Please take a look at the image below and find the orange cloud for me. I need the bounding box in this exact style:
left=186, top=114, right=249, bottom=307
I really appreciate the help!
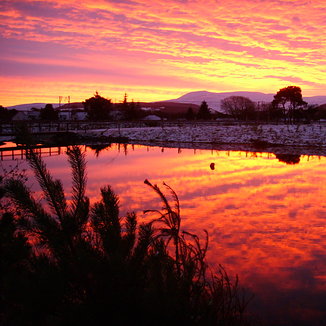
left=0, top=0, right=325, bottom=105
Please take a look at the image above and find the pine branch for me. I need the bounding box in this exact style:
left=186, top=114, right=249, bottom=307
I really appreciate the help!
left=66, top=146, right=88, bottom=223
left=5, top=178, right=61, bottom=250
left=27, top=149, right=67, bottom=222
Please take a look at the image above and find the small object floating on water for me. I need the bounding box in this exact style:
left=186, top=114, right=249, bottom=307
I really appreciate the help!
left=210, top=162, right=215, bottom=170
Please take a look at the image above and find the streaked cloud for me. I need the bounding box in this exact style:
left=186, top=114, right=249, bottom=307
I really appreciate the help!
left=0, top=0, right=325, bottom=105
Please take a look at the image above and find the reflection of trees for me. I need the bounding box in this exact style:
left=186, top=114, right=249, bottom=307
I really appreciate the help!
left=275, top=153, right=301, bottom=165
left=117, top=143, right=128, bottom=155
left=86, top=143, right=112, bottom=157
left=87, top=142, right=130, bottom=157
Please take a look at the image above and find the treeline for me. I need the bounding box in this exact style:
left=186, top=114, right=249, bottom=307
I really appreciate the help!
left=2, top=86, right=325, bottom=123
left=219, top=86, right=322, bottom=123
left=64, top=86, right=326, bottom=122
left=83, top=93, right=216, bottom=121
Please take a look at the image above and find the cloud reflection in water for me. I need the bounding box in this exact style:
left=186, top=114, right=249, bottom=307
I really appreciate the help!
left=7, top=144, right=325, bottom=325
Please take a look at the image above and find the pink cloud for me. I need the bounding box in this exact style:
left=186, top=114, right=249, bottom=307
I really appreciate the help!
left=0, top=0, right=325, bottom=105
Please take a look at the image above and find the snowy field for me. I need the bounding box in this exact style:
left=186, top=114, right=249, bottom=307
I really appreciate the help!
left=87, top=123, right=326, bottom=156
left=1, top=122, right=325, bottom=156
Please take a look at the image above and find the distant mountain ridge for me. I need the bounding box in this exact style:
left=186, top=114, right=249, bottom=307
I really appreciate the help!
left=6, top=91, right=326, bottom=112
left=166, top=91, right=326, bottom=110
left=7, top=103, right=60, bottom=111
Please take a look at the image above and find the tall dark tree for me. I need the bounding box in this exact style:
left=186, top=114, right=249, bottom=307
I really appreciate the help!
left=122, top=92, right=128, bottom=106
left=197, top=101, right=211, bottom=120
left=221, top=96, right=255, bottom=121
left=0, top=106, right=17, bottom=121
left=126, top=99, right=142, bottom=120
left=119, top=94, right=142, bottom=120
left=83, top=92, right=112, bottom=120
left=40, top=104, right=58, bottom=120
left=305, top=104, right=319, bottom=121
left=264, top=101, right=282, bottom=122
left=185, top=107, right=195, bottom=120
left=0, top=105, right=6, bottom=120
left=272, top=86, right=307, bottom=123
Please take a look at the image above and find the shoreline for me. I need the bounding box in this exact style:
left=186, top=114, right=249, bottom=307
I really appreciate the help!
left=84, top=122, right=326, bottom=157
left=125, top=140, right=326, bottom=157
left=1, top=122, right=326, bottom=157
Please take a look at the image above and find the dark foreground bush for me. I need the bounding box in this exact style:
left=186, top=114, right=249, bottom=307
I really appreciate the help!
left=0, top=146, right=251, bottom=326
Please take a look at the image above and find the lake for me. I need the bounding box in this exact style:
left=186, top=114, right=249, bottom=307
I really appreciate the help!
left=1, top=142, right=325, bottom=325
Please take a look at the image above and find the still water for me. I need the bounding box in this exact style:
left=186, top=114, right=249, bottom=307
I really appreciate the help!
left=1, top=143, right=325, bottom=325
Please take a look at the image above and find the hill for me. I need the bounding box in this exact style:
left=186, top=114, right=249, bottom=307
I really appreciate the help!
left=7, top=103, right=60, bottom=111
left=140, top=101, right=199, bottom=115
left=315, top=104, right=326, bottom=120
left=5, top=91, right=326, bottom=115
left=166, top=91, right=326, bottom=110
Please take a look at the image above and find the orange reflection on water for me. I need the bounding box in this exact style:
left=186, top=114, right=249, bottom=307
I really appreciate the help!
left=63, top=146, right=324, bottom=282
left=3, top=143, right=325, bottom=324
left=80, top=145, right=325, bottom=324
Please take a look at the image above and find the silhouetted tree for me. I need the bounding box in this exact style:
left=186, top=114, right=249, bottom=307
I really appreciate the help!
left=272, top=86, right=307, bottom=123
left=0, top=106, right=17, bottom=121
left=84, top=92, right=112, bottom=120
left=119, top=92, right=129, bottom=112
left=197, top=101, right=211, bottom=120
left=264, top=102, right=282, bottom=122
left=303, top=104, right=318, bottom=122
left=314, top=104, right=326, bottom=120
left=116, top=93, right=143, bottom=120
left=186, top=107, right=195, bottom=120
left=0, top=105, right=7, bottom=121
left=125, top=100, right=142, bottom=120
left=40, top=104, right=58, bottom=120
left=221, top=96, right=255, bottom=121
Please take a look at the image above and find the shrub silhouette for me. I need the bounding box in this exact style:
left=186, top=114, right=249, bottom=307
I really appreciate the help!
left=1, top=146, right=251, bottom=326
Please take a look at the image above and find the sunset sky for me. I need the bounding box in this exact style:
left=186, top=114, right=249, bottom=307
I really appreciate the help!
left=1, top=0, right=325, bottom=106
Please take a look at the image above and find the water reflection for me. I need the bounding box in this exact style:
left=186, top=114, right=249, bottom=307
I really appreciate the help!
left=1, top=143, right=325, bottom=325
left=86, top=143, right=113, bottom=157
left=275, top=153, right=301, bottom=165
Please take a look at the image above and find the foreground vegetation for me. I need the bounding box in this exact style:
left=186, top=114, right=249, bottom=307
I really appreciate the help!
left=0, top=146, right=251, bottom=326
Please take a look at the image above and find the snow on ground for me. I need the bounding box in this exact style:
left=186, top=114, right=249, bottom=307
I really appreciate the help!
left=85, top=123, right=326, bottom=155
left=1, top=122, right=325, bottom=156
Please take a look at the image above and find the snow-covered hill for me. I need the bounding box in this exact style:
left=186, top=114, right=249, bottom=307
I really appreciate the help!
left=166, top=91, right=326, bottom=110
left=5, top=91, right=326, bottom=112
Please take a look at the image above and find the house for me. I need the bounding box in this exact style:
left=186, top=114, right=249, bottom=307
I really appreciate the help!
left=143, top=114, right=161, bottom=121
left=28, top=111, right=41, bottom=120
left=72, top=111, right=87, bottom=120
left=58, top=111, right=72, bottom=120
left=58, top=110, right=87, bottom=121
left=57, top=102, right=87, bottom=121
left=12, top=111, right=41, bottom=120
left=109, top=110, right=125, bottom=121
left=12, top=111, right=28, bottom=120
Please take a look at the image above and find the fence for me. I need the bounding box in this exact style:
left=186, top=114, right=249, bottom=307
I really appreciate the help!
left=1, top=119, right=325, bottom=137
left=0, top=145, right=62, bottom=161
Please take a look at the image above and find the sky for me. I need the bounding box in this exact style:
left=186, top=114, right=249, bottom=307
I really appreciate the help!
left=0, top=0, right=325, bottom=106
